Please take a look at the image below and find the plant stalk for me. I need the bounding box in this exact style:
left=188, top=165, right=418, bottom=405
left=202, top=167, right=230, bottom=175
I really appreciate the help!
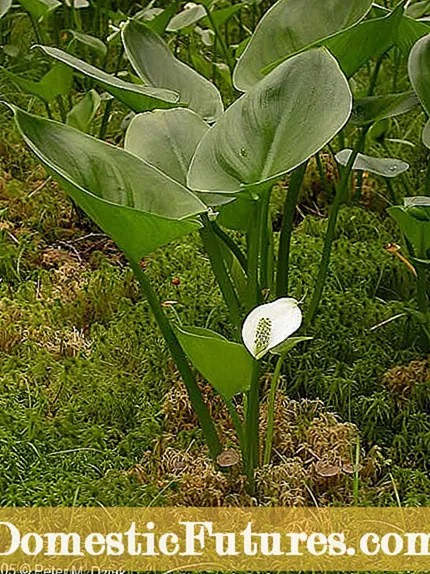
left=129, top=259, right=222, bottom=459
left=245, top=360, right=261, bottom=492
left=306, top=130, right=368, bottom=325
left=263, top=355, right=284, bottom=465
left=276, top=162, right=308, bottom=297
left=200, top=213, right=242, bottom=328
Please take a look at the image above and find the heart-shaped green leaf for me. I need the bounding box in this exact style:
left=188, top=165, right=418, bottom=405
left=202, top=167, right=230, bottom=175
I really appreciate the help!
left=398, top=14, right=430, bottom=55
left=11, top=107, right=206, bottom=262
left=17, top=0, right=60, bottom=21
left=188, top=48, right=351, bottom=194
left=2, top=63, right=73, bottom=103
left=351, top=92, right=419, bottom=126
left=335, top=149, right=409, bottom=178
left=262, top=4, right=404, bottom=80
left=175, top=325, right=253, bottom=399
left=66, top=89, right=101, bottom=133
left=125, top=108, right=231, bottom=207
left=122, top=19, right=223, bottom=121
left=409, top=33, right=430, bottom=115
left=38, top=45, right=179, bottom=112
left=69, top=30, right=108, bottom=58
left=233, top=0, right=373, bottom=91
left=388, top=200, right=430, bottom=258
left=125, top=108, right=209, bottom=186
left=167, top=4, right=206, bottom=31
left=324, top=4, right=404, bottom=78
left=0, top=0, right=12, bottom=19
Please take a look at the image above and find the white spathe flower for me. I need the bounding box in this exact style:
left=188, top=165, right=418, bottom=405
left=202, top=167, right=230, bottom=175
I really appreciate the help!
left=242, top=298, right=302, bottom=360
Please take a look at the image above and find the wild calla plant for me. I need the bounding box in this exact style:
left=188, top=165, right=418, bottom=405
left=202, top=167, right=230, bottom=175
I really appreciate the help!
left=8, top=0, right=424, bottom=489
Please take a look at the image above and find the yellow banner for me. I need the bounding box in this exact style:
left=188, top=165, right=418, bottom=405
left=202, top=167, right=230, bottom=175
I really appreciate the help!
left=0, top=508, right=429, bottom=571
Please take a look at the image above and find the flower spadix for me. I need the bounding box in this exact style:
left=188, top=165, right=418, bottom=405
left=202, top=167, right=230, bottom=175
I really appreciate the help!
left=242, top=298, right=302, bottom=360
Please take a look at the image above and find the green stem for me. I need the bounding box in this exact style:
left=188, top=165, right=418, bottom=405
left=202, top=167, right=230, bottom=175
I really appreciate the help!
left=56, top=95, right=67, bottom=123
left=276, top=162, right=308, bottom=298
left=245, top=361, right=261, bottom=492
left=306, top=130, right=368, bottom=325
left=212, top=221, right=247, bottom=272
left=99, top=46, right=124, bottom=140
left=368, top=51, right=386, bottom=96
left=263, top=355, right=284, bottom=466
left=246, top=200, right=262, bottom=311
left=259, top=189, right=271, bottom=291
left=204, top=6, right=233, bottom=72
left=200, top=213, right=242, bottom=328
left=316, top=152, right=332, bottom=198
left=225, top=398, right=245, bottom=457
left=129, top=259, right=221, bottom=459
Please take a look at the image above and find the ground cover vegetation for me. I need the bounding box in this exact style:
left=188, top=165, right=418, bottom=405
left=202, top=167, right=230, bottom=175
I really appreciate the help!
left=0, top=0, right=429, bottom=531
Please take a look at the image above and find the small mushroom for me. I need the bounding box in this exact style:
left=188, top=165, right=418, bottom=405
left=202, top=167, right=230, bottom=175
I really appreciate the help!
left=342, top=462, right=363, bottom=475
left=217, top=449, right=240, bottom=468
left=315, top=460, right=341, bottom=478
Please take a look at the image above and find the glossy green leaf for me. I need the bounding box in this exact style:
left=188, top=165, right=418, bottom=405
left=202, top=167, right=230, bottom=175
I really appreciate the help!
left=175, top=325, right=253, bottom=399
left=335, top=149, right=409, bottom=178
left=17, top=0, right=60, bottom=21
left=398, top=14, right=430, bottom=55
left=388, top=200, right=430, bottom=258
left=217, top=194, right=257, bottom=231
left=38, top=45, right=179, bottom=112
left=406, top=1, right=430, bottom=19
left=423, top=118, right=430, bottom=148
left=233, top=0, right=373, bottom=91
left=205, top=3, right=250, bottom=29
left=0, top=0, right=12, bottom=19
left=409, top=33, right=430, bottom=114
left=143, top=1, right=179, bottom=35
left=262, top=4, right=404, bottom=80
left=12, top=107, right=206, bottom=262
left=70, top=30, right=108, bottom=58
left=65, top=0, right=89, bottom=7
left=66, top=89, right=101, bottom=132
left=2, top=63, right=73, bottom=103
left=324, top=4, right=404, bottom=78
left=167, top=4, right=206, bottom=31
left=125, top=108, right=209, bottom=186
left=188, top=48, right=352, bottom=194
left=351, top=92, right=419, bottom=125
left=122, top=19, right=223, bottom=121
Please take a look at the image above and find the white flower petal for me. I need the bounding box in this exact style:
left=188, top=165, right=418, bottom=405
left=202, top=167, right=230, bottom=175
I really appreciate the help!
left=242, top=298, right=302, bottom=359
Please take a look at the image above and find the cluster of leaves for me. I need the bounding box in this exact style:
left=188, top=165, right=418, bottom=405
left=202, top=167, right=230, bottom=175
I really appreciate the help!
left=1, top=0, right=429, bottom=489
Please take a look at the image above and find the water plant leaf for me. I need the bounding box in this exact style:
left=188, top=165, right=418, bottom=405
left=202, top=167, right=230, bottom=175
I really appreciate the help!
left=122, top=19, right=223, bottom=121
left=0, top=0, right=12, bottom=19
left=406, top=0, right=430, bottom=19
left=335, top=149, right=409, bottom=178
left=204, top=3, right=250, bottom=29
left=398, top=14, right=430, bottom=55
left=166, top=4, right=206, bottom=31
left=66, top=89, right=101, bottom=132
left=17, top=0, right=60, bottom=21
left=388, top=199, right=430, bottom=258
left=2, top=63, right=73, bottom=103
left=351, top=92, right=419, bottom=125
left=233, top=0, right=373, bottom=91
left=261, top=4, right=404, bottom=80
left=125, top=108, right=209, bottom=187
left=188, top=48, right=351, bottom=194
left=65, top=0, right=89, bottom=7
left=175, top=325, right=253, bottom=399
left=323, top=4, right=404, bottom=78
left=144, top=1, right=179, bottom=35
left=409, top=33, right=430, bottom=115
left=69, top=30, right=108, bottom=58
left=38, top=45, right=179, bottom=112
left=11, top=107, right=206, bottom=262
